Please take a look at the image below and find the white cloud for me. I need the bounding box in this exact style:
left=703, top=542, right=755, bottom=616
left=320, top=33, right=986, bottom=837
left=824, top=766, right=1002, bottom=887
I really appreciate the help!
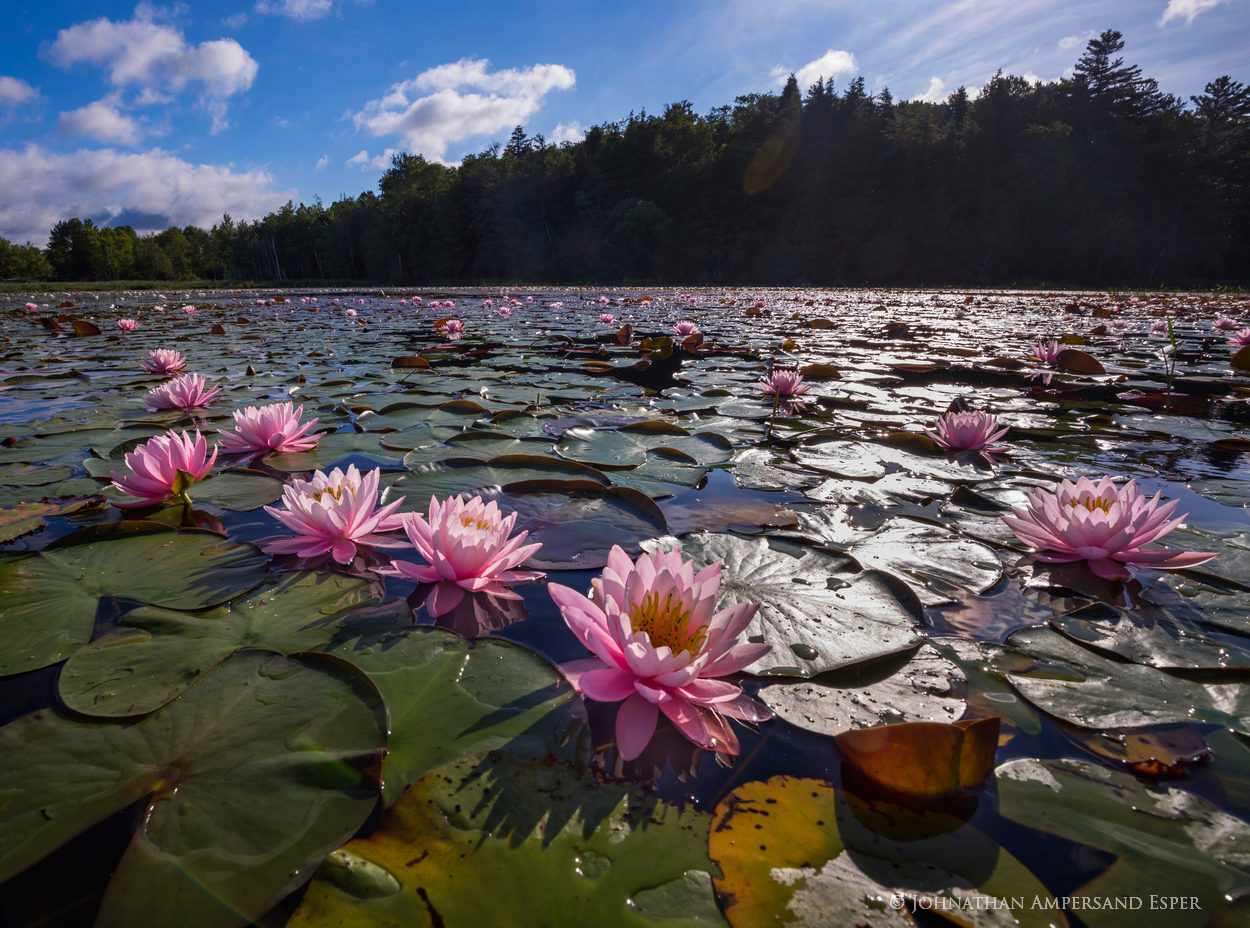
left=351, top=58, right=575, bottom=163
left=58, top=97, right=143, bottom=145
left=0, top=76, right=38, bottom=106
left=314, top=154, right=329, bottom=169
left=551, top=121, right=584, bottom=144
left=44, top=7, right=258, bottom=116
left=255, top=0, right=333, bottom=19
left=345, top=147, right=398, bottom=170
left=0, top=144, right=295, bottom=246
left=771, top=49, right=858, bottom=90
left=912, top=76, right=948, bottom=102
left=1159, top=0, right=1231, bottom=25
left=223, top=11, right=249, bottom=28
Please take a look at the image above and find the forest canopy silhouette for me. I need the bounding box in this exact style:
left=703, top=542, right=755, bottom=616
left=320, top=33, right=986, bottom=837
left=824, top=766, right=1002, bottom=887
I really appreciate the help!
left=6, top=30, right=1247, bottom=288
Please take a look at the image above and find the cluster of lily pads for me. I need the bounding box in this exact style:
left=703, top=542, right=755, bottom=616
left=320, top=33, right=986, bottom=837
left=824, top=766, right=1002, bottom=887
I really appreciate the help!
left=1, top=286, right=1249, bottom=926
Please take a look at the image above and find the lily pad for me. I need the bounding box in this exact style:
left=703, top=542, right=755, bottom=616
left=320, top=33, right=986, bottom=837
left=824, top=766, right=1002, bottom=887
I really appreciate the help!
left=191, top=469, right=286, bottom=510
left=323, top=628, right=589, bottom=804
left=759, top=644, right=966, bottom=735
left=58, top=572, right=405, bottom=717
left=288, top=752, right=725, bottom=928
left=841, top=518, right=1004, bottom=606
left=996, top=758, right=1250, bottom=927
left=645, top=534, right=922, bottom=677
left=709, top=775, right=1062, bottom=928
left=385, top=454, right=609, bottom=506
left=0, top=528, right=270, bottom=676
left=0, top=650, right=387, bottom=928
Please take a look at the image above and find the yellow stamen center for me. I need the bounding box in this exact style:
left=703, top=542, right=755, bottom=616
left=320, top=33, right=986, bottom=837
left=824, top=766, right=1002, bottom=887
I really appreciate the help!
left=459, top=513, right=497, bottom=533
left=306, top=484, right=352, bottom=505
left=1070, top=495, right=1114, bottom=514
left=629, top=590, right=707, bottom=655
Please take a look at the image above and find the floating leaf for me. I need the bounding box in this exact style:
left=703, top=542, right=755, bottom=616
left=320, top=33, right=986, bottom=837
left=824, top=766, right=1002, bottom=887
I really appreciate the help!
left=835, top=717, right=1000, bottom=798
left=288, top=752, right=723, bottom=928
left=996, top=758, right=1250, bottom=927
left=58, top=572, right=404, bottom=717
left=646, top=534, right=921, bottom=677
left=0, top=496, right=103, bottom=543
left=324, top=630, right=587, bottom=804
left=0, top=651, right=386, bottom=928
left=1055, top=348, right=1106, bottom=374
left=386, top=454, right=610, bottom=506
left=709, top=775, right=1061, bottom=928
left=0, top=529, right=269, bottom=676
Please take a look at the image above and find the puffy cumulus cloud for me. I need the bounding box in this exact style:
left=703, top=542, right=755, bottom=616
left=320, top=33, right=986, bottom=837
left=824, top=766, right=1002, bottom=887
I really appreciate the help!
left=911, top=77, right=948, bottom=103
left=346, top=148, right=397, bottom=171
left=352, top=58, right=575, bottom=162
left=771, top=49, right=858, bottom=90
left=0, top=144, right=294, bottom=246
left=1159, top=0, right=1232, bottom=25
left=551, top=121, right=584, bottom=144
left=58, top=97, right=143, bottom=145
left=43, top=7, right=258, bottom=100
left=0, top=76, right=38, bottom=106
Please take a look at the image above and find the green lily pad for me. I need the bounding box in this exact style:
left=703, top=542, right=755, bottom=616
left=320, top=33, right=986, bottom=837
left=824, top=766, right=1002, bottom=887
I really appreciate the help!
left=265, top=432, right=404, bottom=472
left=58, top=572, right=406, bottom=717
left=324, top=628, right=588, bottom=804
left=0, top=496, right=104, bottom=543
left=791, top=436, right=987, bottom=482
left=1003, top=626, right=1250, bottom=733
left=554, top=425, right=733, bottom=469
left=759, top=644, right=967, bottom=735
left=0, top=650, right=386, bottom=928
left=0, top=528, right=270, bottom=677
left=191, top=469, right=286, bottom=510
left=288, top=752, right=725, bottom=928
left=842, top=518, right=1004, bottom=606
left=645, top=534, right=922, bottom=677
left=385, top=454, right=609, bottom=507
left=996, top=758, right=1250, bottom=927
left=483, top=480, right=668, bottom=570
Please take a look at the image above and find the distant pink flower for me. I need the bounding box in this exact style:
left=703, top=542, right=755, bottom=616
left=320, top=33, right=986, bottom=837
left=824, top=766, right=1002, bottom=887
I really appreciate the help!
left=483, top=299, right=494, bottom=308
left=1030, top=340, right=1062, bottom=364
left=760, top=369, right=808, bottom=401
left=116, top=318, right=139, bottom=331
left=525, top=296, right=533, bottom=302
left=551, top=545, right=771, bottom=760
left=1228, top=327, right=1250, bottom=347
left=218, top=401, right=326, bottom=454
left=141, top=348, right=187, bottom=376
left=673, top=320, right=701, bottom=337
left=498, top=307, right=512, bottom=316
left=412, top=296, right=423, bottom=304
left=24, top=302, right=37, bottom=310
left=387, top=494, right=543, bottom=615
left=147, top=372, right=222, bottom=411
left=439, top=318, right=464, bottom=339
left=153, top=305, right=165, bottom=312
left=262, top=464, right=406, bottom=564
left=399, top=299, right=408, bottom=305
left=598, top=296, right=610, bottom=304
left=753, top=300, right=766, bottom=309
left=1214, top=316, right=1238, bottom=330
left=1149, top=320, right=1169, bottom=336
left=927, top=410, right=1009, bottom=455
left=1003, top=476, right=1217, bottom=581
left=182, top=305, right=197, bottom=315
left=345, top=308, right=358, bottom=316
left=110, top=429, right=217, bottom=507
left=600, top=313, right=616, bottom=324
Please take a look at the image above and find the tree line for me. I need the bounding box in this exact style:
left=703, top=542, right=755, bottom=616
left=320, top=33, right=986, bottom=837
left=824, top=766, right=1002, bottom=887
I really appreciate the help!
left=6, top=31, right=1247, bottom=288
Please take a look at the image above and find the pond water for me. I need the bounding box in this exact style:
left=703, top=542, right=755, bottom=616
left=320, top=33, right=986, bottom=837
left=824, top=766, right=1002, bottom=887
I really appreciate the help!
left=1, top=286, right=1249, bottom=927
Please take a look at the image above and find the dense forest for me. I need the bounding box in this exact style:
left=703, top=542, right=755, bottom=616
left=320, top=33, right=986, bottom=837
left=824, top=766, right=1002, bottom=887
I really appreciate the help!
left=4, top=31, right=1247, bottom=287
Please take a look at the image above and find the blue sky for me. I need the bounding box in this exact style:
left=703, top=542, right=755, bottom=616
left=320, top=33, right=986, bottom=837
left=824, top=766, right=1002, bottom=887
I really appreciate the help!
left=0, top=0, right=1245, bottom=246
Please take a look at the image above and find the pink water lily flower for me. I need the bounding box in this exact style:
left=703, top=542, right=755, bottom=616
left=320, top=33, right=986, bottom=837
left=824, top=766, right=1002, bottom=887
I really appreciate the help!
left=110, top=429, right=217, bottom=507
left=1030, top=340, right=1063, bottom=364
left=141, top=348, right=187, bottom=376
left=673, top=320, right=701, bottom=337
left=1214, top=316, right=1238, bottom=330
left=1003, top=475, right=1217, bottom=581
left=760, top=369, right=808, bottom=401
left=387, top=494, right=544, bottom=616
left=263, top=464, right=406, bottom=564
left=550, top=545, right=772, bottom=760
left=927, top=410, right=1009, bottom=454
left=600, top=313, right=616, bottom=324
left=1228, top=327, right=1250, bottom=347
left=438, top=318, right=464, bottom=339
left=182, top=305, right=197, bottom=315
left=116, top=318, right=139, bottom=331
left=147, top=372, right=222, bottom=411
left=218, top=401, right=326, bottom=454
left=1149, top=320, right=1169, bottom=336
